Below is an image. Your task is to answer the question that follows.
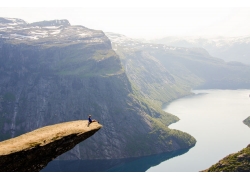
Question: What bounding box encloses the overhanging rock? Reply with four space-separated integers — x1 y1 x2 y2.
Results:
0 120 102 172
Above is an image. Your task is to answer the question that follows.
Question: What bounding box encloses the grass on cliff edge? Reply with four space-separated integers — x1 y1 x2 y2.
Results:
129 82 196 150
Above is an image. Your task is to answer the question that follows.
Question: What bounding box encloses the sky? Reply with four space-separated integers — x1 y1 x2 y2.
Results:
1 0 250 39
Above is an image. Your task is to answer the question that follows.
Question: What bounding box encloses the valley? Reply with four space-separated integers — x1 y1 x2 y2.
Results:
0 17 195 168
1 17 250 171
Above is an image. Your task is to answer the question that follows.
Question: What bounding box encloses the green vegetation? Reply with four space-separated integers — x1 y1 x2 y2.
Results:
203 144 250 172
92 50 117 61
110 46 198 152
56 49 123 78
128 81 196 152
124 111 196 155
243 116 250 128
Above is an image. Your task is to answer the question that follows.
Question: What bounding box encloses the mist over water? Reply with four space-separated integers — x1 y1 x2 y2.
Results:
147 89 250 171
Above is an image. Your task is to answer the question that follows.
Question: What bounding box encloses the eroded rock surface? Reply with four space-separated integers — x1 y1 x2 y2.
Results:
0 120 102 172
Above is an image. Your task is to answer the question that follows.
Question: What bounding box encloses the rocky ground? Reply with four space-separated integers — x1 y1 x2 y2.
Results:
0 120 102 171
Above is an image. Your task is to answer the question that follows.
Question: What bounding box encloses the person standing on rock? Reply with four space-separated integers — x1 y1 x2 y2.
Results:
88 115 98 126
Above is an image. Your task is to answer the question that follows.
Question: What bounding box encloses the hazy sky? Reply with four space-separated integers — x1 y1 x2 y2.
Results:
1 0 250 39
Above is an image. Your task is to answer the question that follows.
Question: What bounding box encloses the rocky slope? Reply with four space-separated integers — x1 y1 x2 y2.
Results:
0 17 195 165
0 120 101 172
202 144 250 172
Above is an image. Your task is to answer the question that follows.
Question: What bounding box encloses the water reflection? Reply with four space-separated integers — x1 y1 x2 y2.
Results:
41 148 191 172
107 148 191 172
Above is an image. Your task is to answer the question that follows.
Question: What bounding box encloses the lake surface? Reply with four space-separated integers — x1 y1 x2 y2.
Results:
147 89 250 171
43 89 250 172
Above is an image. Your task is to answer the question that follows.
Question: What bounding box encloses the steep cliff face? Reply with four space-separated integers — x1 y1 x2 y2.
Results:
106 33 199 105
0 18 195 161
0 120 102 172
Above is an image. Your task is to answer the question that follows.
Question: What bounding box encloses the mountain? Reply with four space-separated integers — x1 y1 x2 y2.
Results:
0 17 196 168
150 36 250 65
0 120 101 172
105 32 201 105
106 33 250 172
106 32 250 96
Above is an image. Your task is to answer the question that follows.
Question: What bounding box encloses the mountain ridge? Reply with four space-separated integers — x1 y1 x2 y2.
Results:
150 36 250 65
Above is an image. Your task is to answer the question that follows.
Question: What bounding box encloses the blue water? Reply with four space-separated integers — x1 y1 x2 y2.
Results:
147 89 250 171
43 89 250 172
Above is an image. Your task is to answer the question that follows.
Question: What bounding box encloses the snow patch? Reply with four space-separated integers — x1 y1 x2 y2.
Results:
8 23 18 26
43 26 60 29
50 30 61 35
10 33 39 40
79 33 89 37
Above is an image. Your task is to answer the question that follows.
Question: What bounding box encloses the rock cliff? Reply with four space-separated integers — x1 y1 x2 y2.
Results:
0 17 195 163
0 120 102 172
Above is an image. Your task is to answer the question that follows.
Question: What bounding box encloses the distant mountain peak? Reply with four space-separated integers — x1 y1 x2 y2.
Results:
0 17 108 47
29 19 70 27
0 17 27 25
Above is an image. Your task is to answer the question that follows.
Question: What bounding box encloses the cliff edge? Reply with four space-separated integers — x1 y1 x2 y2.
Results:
0 17 196 162
0 120 102 172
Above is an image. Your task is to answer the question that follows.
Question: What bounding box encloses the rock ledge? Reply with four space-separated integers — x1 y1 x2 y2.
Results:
0 120 102 172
